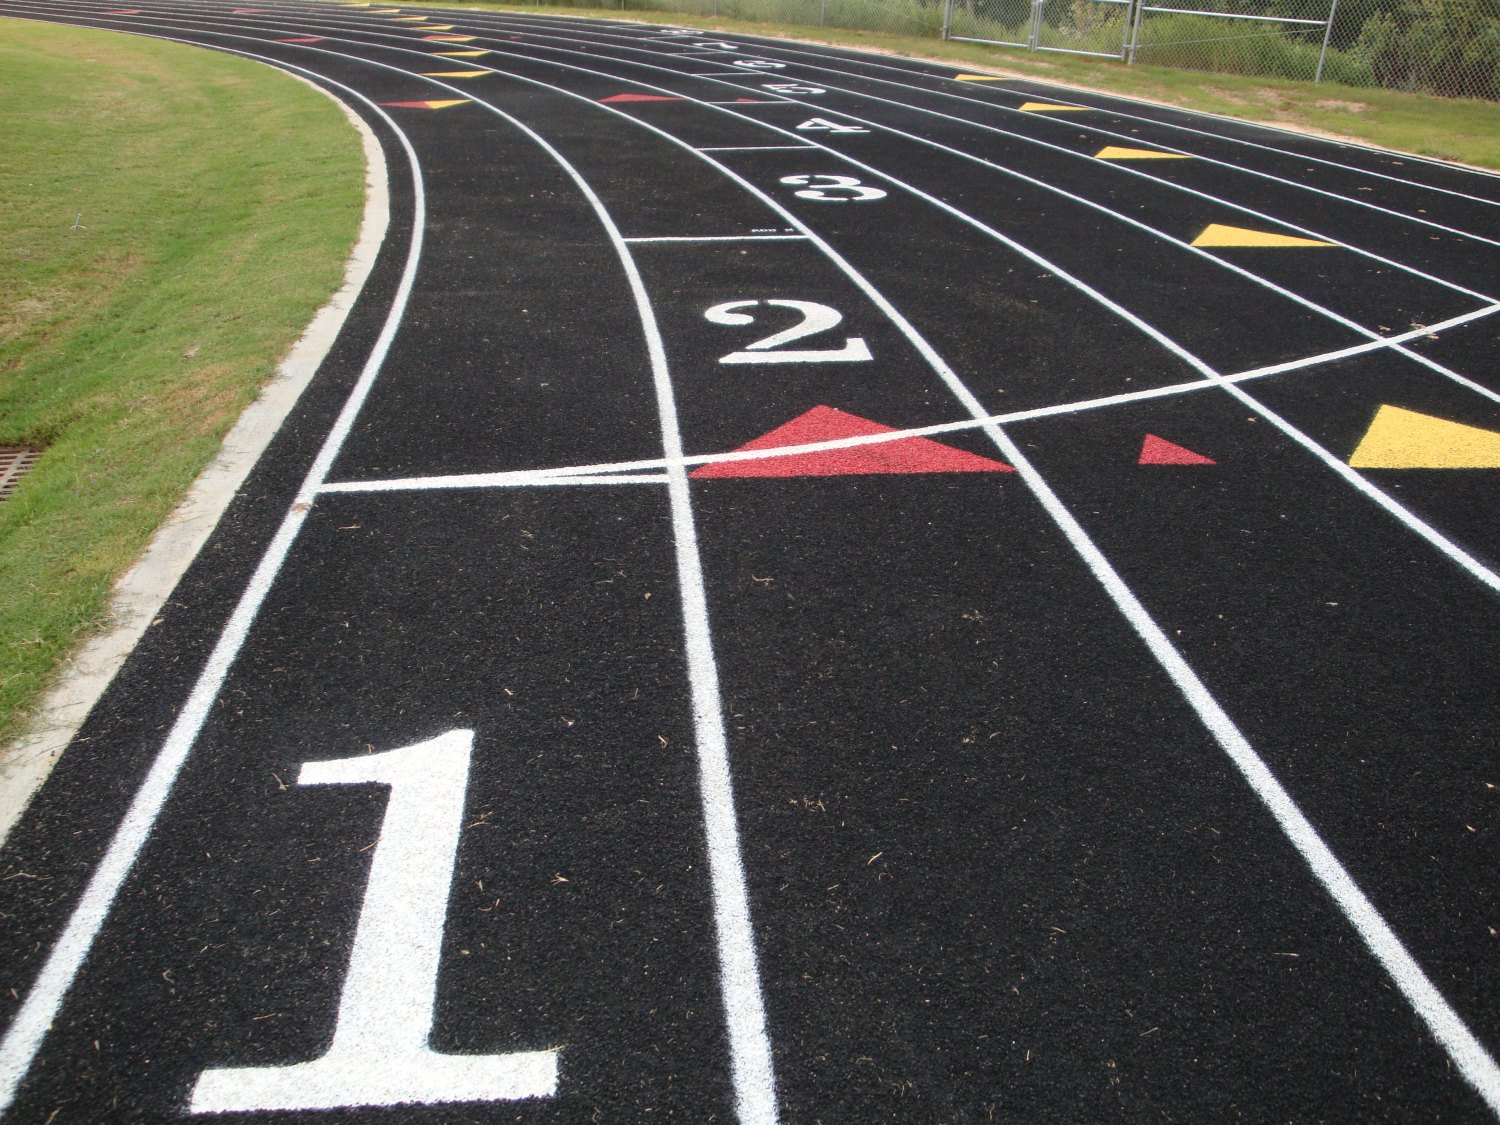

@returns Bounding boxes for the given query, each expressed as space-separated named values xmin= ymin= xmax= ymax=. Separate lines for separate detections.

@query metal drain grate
xmin=0 ymin=448 xmax=42 ymax=501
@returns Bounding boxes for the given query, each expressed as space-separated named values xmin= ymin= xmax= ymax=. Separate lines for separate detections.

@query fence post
xmin=941 ymin=0 xmax=953 ymax=38
xmin=1314 ymin=0 xmax=1340 ymax=83
xmin=1026 ymin=0 xmax=1043 ymax=49
xmin=1126 ymin=0 xmax=1145 ymax=63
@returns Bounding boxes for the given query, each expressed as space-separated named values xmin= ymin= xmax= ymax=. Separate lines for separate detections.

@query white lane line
xmin=2 ymin=22 xmax=782 ymax=1125
xmin=325 ymin=472 xmax=671 ymax=491
xmin=387 ymin=68 xmax=783 ymax=1125
xmin=0 ymin=62 xmax=425 ymax=1116
xmin=313 ymin=298 xmax=1500 ymax=493
xmin=26 ymin=23 xmax=1500 ymax=1112
xmin=624 ymin=234 xmax=807 ymax=242
xmin=427 ymin=23 xmax=1496 ymax=305
xmin=229 ymin=29 xmax=1500 ymax=595
xmin=347 ymin=53 xmax=1500 ymax=1110
xmin=664 ymin=118 xmax=1500 ymax=1117
xmin=498 ymin=14 xmax=1500 ymax=206
xmin=696 ymin=144 xmax=811 ymax=150
xmin=53 ymin=11 xmax=1500 ymax=588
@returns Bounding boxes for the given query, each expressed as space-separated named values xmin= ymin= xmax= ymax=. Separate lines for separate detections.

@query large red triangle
xmin=600 ymin=93 xmax=681 ymax=103
xmin=690 ymin=405 xmax=1013 ymax=479
xmin=1139 ymin=433 xmax=1215 ymax=465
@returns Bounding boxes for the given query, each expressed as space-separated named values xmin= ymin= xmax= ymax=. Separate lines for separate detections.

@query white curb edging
xmin=0 ymin=76 xmax=391 ymax=845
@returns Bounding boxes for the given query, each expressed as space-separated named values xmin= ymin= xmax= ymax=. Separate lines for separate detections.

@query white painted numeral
xmin=763 ymin=81 xmax=825 ymax=94
xmin=655 ymin=27 xmax=696 ymax=34
xmin=706 ymin=299 xmax=872 ymax=365
xmin=779 ymin=174 xmax=887 ymax=202
xmin=795 ymin=117 xmax=868 ymax=134
xmin=689 ymin=39 xmax=737 ymax=49
xmin=732 ymin=59 xmax=785 ymax=69
xmin=190 ymin=731 xmax=557 ymax=1114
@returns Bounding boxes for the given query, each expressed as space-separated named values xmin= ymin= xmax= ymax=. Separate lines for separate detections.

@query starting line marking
xmin=623 ymin=234 xmax=807 ymax=243
xmin=314 ymin=301 xmax=1500 ymax=495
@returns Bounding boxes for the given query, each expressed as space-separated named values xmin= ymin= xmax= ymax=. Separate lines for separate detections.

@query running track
xmin=3 ymin=2 xmax=1500 ymax=1119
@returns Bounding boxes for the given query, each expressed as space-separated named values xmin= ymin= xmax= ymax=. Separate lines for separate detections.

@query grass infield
xmin=403 ymin=1 xmax=1500 ymax=170
xmin=0 ymin=19 xmax=363 ymax=749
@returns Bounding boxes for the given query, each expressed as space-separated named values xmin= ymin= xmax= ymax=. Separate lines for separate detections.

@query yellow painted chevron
xmin=1349 ymin=405 xmax=1500 ymax=469
xmin=1192 ymin=223 xmax=1334 ymax=248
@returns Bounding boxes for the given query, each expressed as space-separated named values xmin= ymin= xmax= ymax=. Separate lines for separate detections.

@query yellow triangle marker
xmin=391 ymin=14 xmax=428 ymax=19
xmin=1095 ymin=145 xmax=1190 ymax=160
xmin=1192 ymin=223 xmax=1333 ymax=248
xmin=1019 ymin=101 xmax=1088 ymax=112
xmin=420 ymin=24 xmax=455 ymax=29
xmin=955 ymin=73 xmax=1005 ymax=82
xmin=423 ymin=70 xmax=488 ymax=77
xmin=1349 ymin=405 xmax=1500 ymax=469
xmin=433 ymin=49 xmax=489 ymax=56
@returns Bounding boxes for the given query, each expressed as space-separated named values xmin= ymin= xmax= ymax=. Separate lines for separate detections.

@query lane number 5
xmin=190 ymin=731 xmax=557 ymax=1114
xmin=706 ymin=300 xmax=872 ymax=365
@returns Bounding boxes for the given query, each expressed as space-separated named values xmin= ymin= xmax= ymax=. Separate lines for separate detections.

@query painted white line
xmin=665 ymin=113 xmax=1500 ymax=1117
xmin=511 ymin=14 xmax=1500 ymax=205
xmin=448 ymin=94 xmax=782 ymax=1125
xmin=0 ymin=69 xmax=389 ymax=846
xmin=447 ymin=23 xmax=1497 ymax=304
xmin=696 ymin=144 xmax=812 ymax=151
xmin=624 ymin=234 xmax=806 ymax=242
xmin=0 ymin=63 xmax=426 ymax=1117
xmin=323 ymin=472 xmax=671 ymax=492
xmin=62 ymin=14 xmax=1500 ymax=588
xmin=359 ymin=53 xmax=1500 ymax=1110
xmin=309 ymin=299 xmax=1498 ymax=491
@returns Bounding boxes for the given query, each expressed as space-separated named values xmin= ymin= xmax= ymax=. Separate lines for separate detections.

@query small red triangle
xmin=1139 ymin=433 xmax=1216 ymax=465
xmin=600 ymin=93 xmax=681 ymax=103
xmin=691 ymin=406 xmax=1013 ymax=479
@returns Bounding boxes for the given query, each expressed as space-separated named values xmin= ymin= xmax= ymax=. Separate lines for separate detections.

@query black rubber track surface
xmin=3 ymin=3 xmax=1500 ymax=1121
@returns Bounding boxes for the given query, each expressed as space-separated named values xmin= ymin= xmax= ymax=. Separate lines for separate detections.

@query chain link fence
xmin=527 ymin=0 xmax=1500 ymax=97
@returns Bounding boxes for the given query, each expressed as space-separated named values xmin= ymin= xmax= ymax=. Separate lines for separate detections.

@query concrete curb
xmin=0 ymin=76 xmax=391 ymax=845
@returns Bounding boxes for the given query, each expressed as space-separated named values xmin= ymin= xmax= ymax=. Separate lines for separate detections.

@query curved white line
xmin=0 ymin=56 xmax=425 ymax=1116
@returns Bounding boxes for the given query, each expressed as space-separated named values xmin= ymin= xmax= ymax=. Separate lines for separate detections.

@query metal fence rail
xmin=530 ymin=0 xmax=1500 ymax=99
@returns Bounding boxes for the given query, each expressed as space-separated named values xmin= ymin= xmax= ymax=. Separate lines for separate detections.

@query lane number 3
xmin=779 ymin=174 xmax=887 ymax=202
xmin=706 ymin=300 xmax=872 ymax=364
xmin=190 ymin=731 xmax=557 ymax=1114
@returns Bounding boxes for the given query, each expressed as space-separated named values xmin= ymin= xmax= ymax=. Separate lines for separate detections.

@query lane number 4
xmin=190 ymin=731 xmax=557 ymax=1114
xmin=796 ymin=117 xmax=868 ymax=134
xmin=706 ymin=300 xmax=872 ymax=365
xmin=780 ymin=174 xmax=887 ymax=202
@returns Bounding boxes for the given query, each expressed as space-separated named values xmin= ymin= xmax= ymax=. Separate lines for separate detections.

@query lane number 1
xmin=190 ymin=731 xmax=557 ymax=1114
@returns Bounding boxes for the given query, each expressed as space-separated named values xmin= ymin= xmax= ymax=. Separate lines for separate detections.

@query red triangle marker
xmin=1139 ymin=433 xmax=1216 ymax=465
xmin=600 ymin=93 xmax=681 ymax=103
xmin=691 ymin=405 xmax=1013 ymax=479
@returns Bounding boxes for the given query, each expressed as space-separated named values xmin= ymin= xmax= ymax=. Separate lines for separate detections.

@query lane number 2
xmin=780 ymin=174 xmax=887 ymax=202
xmin=706 ymin=300 xmax=872 ymax=365
xmin=732 ymin=59 xmax=785 ymax=69
xmin=190 ymin=731 xmax=557 ymax=1114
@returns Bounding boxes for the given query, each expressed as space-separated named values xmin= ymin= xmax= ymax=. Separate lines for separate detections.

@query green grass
xmin=0 ymin=19 xmax=364 ymax=747
xmin=401 ymin=0 xmax=1500 ymax=167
